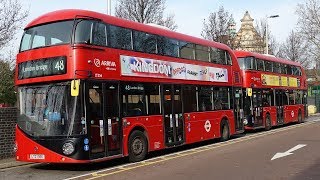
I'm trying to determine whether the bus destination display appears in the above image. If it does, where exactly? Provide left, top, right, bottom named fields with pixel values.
left=18, top=56, right=67, bottom=79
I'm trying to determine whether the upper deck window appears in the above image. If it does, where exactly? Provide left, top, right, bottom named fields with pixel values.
left=20, top=20, right=73, bottom=52
left=256, top=59, right=264, bottom=71
left=264, top=60, right=273, bottom=72
left=237, top=57, right=254, bottom=70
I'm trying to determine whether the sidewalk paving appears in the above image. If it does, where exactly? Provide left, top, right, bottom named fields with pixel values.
left=0, top=157, right=33, bottom=170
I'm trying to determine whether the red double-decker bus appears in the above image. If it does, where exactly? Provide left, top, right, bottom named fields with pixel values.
left=234, top=50, right=307, bottom=130
left=15, top=9, right=244, bottom=163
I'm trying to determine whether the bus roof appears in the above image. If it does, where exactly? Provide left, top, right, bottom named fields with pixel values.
left=26, top=9, right=231, bottom=52
left=234, top=50, right=302, bottom=67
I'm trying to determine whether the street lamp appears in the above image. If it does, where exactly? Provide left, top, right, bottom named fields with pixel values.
left=265, top=15, right=279, bottom=54
left=107, top=0, right=111, bottom=15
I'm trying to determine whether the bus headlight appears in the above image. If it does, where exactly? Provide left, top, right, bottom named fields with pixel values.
left=62, top=142, right=75, bottom=155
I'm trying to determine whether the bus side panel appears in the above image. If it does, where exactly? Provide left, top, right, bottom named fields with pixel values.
left=184, top=110, right=235, bottom=144
left=284, top=105, right=299, bottom=124
left=122, top=115, right=164, bottom=156
left=263, top=107, right=277, bottom=126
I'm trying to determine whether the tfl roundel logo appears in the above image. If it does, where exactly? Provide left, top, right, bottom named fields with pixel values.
left=94, top=58, right=101, bottom=67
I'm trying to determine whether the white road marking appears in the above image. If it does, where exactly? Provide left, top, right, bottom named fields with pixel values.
left=271, top=144, right=307, bottom=161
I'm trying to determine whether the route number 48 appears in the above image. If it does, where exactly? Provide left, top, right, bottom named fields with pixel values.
left=55, top=60, right=65, bottom=71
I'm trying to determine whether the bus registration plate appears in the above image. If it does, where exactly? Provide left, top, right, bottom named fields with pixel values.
left=30, top=154, right=45, bottom=160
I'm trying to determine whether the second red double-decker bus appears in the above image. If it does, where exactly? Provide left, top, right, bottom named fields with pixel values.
left=234, top=50, right=307, bottom=130
left=15, top=9, right=244, bottom=163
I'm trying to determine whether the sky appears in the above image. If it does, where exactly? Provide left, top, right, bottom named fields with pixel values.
left=14, top=0, right=305, bottom=49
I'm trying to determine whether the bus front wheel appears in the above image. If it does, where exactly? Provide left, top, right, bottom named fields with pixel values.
left=128, top=130, right=148, bottom=162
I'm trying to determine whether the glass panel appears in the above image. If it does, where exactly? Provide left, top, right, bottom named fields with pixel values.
left=133, top=31, right=157, bottom=53
left=109, top=25, right=132, bottom=50
left=199, top=86, right=213, bottom=111
left=122, top=84, right=145, bottom=117
left=195, top=45, right=209, bottom=62
left=157, top=37, right=179, bottom=57
left=20, top=20, right=73, bottom=51
left=273, top=63, right=281, bottom=73
left=256, top=59, right=264, bottom=71
left=265, top=61, right=273, bottom=72
left=17, top=83, right=83, bottom=137
left=75, top=20, right=93, bottom=44
left=92, top=23, right=107, bottom=46
left=180, top=41, right=194, bottom=59
left=238, top=57, right=254, bottom=70
left=145, top=84, right=161, bottom=115
left=210, top=48, right=227, bottom=64
left=182, top=86, right=197, bottom=112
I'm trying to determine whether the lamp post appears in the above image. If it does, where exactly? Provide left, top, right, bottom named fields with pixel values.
left=107, top=0, right=111, bottom=15
left=265, top=15, right=279, bottom=54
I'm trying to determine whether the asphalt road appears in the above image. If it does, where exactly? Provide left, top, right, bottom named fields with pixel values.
left=1, top=116, right=320, bottom=180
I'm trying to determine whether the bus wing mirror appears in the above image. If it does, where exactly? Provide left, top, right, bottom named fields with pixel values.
left=71, top=80, right=80, bottom=97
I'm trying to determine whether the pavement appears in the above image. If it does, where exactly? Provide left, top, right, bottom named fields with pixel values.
left=0, top=157, right=33, bottom=170
left=1, top=113, right=319, bottom=171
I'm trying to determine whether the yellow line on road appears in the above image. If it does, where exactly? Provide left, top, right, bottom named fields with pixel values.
left=81, top=121, right=316, bottom=180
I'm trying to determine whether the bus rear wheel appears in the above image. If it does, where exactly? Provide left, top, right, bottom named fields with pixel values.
left=128, top=130, right=148, bottom=162
left=220, top=120, right=230, bottom=142
left=298, top=111, right=303, bottom=123
left=265, top=114, right=271, bottom=131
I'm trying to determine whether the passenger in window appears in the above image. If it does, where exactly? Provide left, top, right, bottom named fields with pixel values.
left=214, top=99, right=222, bottom=110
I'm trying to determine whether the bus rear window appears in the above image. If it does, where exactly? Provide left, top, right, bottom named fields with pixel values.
left=20, top=20, right=73, bottom=51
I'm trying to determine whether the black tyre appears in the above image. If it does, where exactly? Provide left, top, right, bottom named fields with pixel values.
left=128, top=130, right=148, bottom=162
left=220, top=120, right=230, bottom=142
left=298, top=110, right=303, bottom=123
left=265, top=114, right=271, bottom=131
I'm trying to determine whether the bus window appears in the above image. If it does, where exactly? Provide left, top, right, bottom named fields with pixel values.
left=238, top=57, right=254, bottom=70
left=20, top=20, right=73, bottom=51
left=198, top=86, right=213, bottom=111
left=32, top=35, right=45, bottom=48
left=256, top=59, right=264, bottom=71
left=282, top=64, right=288, bottom=74
left=264, top=61, right=273, bottom=72
left=182, top=86, right=197, bottom=112
left=122, top=84, right=146, bottom=117
left=295, top=90, right=302, bottom=104
left=273, top=63, right=281, bottom=73
left=287, top=65, right=293, bottom=75
left=145, top=84, right=161, bottom=115
left=133, top=31, right=157, bottom=54
left=213, top=87, right=230, bottom=110
left=210, top=48, right=227, bottom=65
left=109, top=25, right=132, bottom=50
left=157, top=37, right=179, bottom=57
left=195, top=45, right=209, bottom=62
left=288, top=91, right=295, bottom=105
left=226, top=52, right=232, bottom=65
left=92, top=22, right=107, bottom=46
left=75, top=20, right=93, bottom=44
left=180, top=41, right=195, bottom=59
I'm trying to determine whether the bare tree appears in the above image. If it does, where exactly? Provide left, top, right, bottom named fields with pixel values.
left=277, top=30, right=311, bottom=67
left=0, top=0, right=28, bottom=50
left=115, top=0, right=177, bottom=31
left=201, top=6, right=232, bottom=45
left=296, top=0, right=320, bottom=67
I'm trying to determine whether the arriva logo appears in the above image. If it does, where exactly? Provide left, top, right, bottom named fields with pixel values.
left=94, top=58, right=101, bottom=67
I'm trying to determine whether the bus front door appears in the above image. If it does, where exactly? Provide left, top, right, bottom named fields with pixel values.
left=163, top=85, right=184, bottom=147
left=87, top=82, right=121, bottom=159
left=104, top=83, right=122, bottom=157
left=276, top=90, right=284, bottom=125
